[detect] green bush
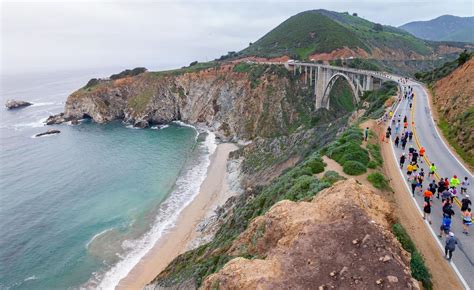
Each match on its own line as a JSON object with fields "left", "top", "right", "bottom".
{"left": 304, "top": 156, "right": 326, "bottom": 174}
{"left": 411, "top": 251, "right": 433, "bottom": 290}
{"left": 110, "top": 67, "right": 147, "bottom": 80}
{"left": 367, "top": 143, "right": 383, "bottom": 167}
{"left": 367, "top": 160, "right": 377, "bottom": 169}
{"left": 321, "top": 170, "right": 345, "bottom": 184}
{"left": 343, "top": 161, "right": 367, "bottom": 175}
{"left": 339, "top": 150, "right": 370, "bottom": 165}
{"left": 392, "top": 223, "right": 432, "bottom": 290}
{"left": 367, "top": 172, "right": 390, "bottom": 190}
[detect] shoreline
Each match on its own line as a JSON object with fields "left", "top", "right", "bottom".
{"left": 116, "top": 142, "right": 239, "bottom": 289}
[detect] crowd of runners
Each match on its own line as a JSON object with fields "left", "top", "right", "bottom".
{"left": 386, "top": 83, "right": 472, "bottom": 261}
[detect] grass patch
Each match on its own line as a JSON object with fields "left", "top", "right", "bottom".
{"left": 437, "top": 114, "right": 474, "bottom": 169}
{"left": 367, "top": 143, "right": 383, "bottom": 167}
{"left": 392, "top": 223, "right": 432, "bottom": 290}
{"left": 367, "top": 172, "right": 390, "bottom": 190}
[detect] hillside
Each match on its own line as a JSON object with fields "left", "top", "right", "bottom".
{"left": 400, "top": 15, "right": 474, "bottom": 43}
{"left": 239, "top": 9, "right": 466, "bottom": 62}
{"left": 432, "top": 57, "right": 474, "bottom": 167}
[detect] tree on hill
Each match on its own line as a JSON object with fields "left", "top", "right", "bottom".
{"left": 457, "top": 49, "right": 472, "bottom": 66}
{"left": 373, "top": 23, "right": 383, "bottom": 32}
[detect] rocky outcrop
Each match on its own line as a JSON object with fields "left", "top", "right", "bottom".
{"left": 35, "top": 129, "right": 60, "bottom": 137}
{"left": 433, "top": 57, "right": 474, "bottom": 163}
{"left": 52, "top": 64, "right": 317, "bottom": 140}
{"left": 202, "top": 179, "right": 417, "bottom": 289}
{"left": 5, "top": 99, "right": 32, "bottom": 110}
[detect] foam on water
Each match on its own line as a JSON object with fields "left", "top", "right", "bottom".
{"left": 91, "top": 129, "right": 216, "bottom": 289}
{"left": 13, "top": 117, "right": 47, "bottom": 129}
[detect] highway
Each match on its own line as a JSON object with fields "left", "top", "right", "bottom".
{"left": 389, "top": 79, "right": 473, "bottom": 289}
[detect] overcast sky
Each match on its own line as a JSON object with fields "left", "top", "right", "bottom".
{"left": 1, "top": 0, "right": 473, "bottom": 75}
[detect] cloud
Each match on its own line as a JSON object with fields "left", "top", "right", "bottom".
{"left": 1, "top": 0, "right": 472, "bottom": 74}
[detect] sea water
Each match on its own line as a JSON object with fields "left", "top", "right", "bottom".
{"left": 0, "top": 69, "right": 214, "bottom": 289}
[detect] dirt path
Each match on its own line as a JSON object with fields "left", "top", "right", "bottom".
{"left": 367, "top": 120, "right": 463, "bottom": 290}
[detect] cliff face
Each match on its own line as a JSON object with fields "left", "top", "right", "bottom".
{"left": 61, "top": 64, "right": 315, "bottom": 140}
{"left": 202, "top": 179, "right": 417, "bottom": 289}
{"left": 433, "top": 58, "right": 474, "bottom": 164}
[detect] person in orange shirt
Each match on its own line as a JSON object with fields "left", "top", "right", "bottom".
{"left": 419, "top": 147, "right": 425, "bottom": 163}
{"left": 424, "top": 188, "right": 433, "bottom": 202}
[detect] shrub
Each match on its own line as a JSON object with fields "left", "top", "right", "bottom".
{"left": 339, "top": 150, "right": 370, "bottom": 165}
{"left": 411, "top": 251, "right": 433, "bottom": 290}
{"left": 367, "top": 160, "right": 377, "bottom": 169}
{"left": 304, "top": 157, "right": 326, "bottom": 174}
{"left": 343, "top": 160, "right": 367, "bottom": 175}
{"left": 392, "top": 223, "right": 432, "bottom": 290}
{"left": 373, "top": 23, "right": 383, "bottom": 32}
{"left": 321, "top": 170, "right": 345, "bottom": 184}
{"left": 367, "top": 143, "right": 383, "bottom": 166}
{"left": 367, "top": 172, "right": 390, "bottom": 190}
{"left": 189, "top": 61, "right": 198, "bottom": 67}
{"left": 85, "top": 78, "right": 100, "bottom": 88}
{"left": 110, "top": 67, "right": 147, "bottom": 80}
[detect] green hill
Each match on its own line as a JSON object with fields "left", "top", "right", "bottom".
{"left": 239, "top": 10, "right": 461, "bottom": 61}
{"left": 400, "top": 15, "right": 474, "bottom": 43}
{"left": 241, "top": 10, "right": 426, "bottom": 59}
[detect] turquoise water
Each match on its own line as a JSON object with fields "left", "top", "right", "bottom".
{"left": 0, "top": 70, "right": 211, "bottom": 289}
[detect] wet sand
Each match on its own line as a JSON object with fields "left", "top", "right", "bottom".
{"left": 116, "top": 143, "right": 238, "bottom": 290}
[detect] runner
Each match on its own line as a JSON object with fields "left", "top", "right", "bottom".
{"left": 394, "top": 135, "right": 400, "bottom": 147}
{"left": 429, "top": 163, "right": 437, "bottom": 179}
{"left": 424, "top": 187, "right": 433, "bottom": 202}
{"left": 437, "top": 178, "right": 446, "bottom": 199}
{"left": 419, "top": 146, "right": 425, "bottom": 163}
{"left": 411, "top": 176, "right": 418, "bottom": 197}
{"left": 450, "top": 175, "right": 460, "bottom": 190}
{"left": 461, "top": 177, "right": 469, "bottom": 195}
{"left": 439, "top": 215, "right": 452, "bottom": 238}
{"left": 444, "top": 232, "right": 458, "bottom": 261}
{"left": 407, "top": 162, "right": 414, "bottom": 178}
{"left": 401, "top": 137, "right": 407, "bottom": 150}
{"left": 399, "top": 153, "right": 406, "bottom": 169}
{"left": 442, "top": 188, "right": 451, "bottom": 203}
{"left": 429, "top": 179, "right": 438, "bottom": 198}
{"left": 461, "top": 195, "right": 472, "bottom": 212}
{"left": 450, "top": 187, "right": 458, "bottom": 204}
{"left": 463, "top": 208, "right": 472, "bottom": 235}
{"left": 412, "top": 150, "right": 419, "bottom": 163}
{"left": 408, "top": 131, "right": 413, "bottom": 142}
{"left": 443, "top": 201, "right": 455, "bottom": 219}
{"left": 423, "top": 199, "right": 432, "bottom": 224}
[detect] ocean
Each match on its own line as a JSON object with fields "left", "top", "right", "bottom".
{"left": 0, "top": 69, "right": 215, "bottom": 289}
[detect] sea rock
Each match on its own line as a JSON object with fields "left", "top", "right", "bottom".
{"left": 5, "top": 99, "right": 32, "bottom": 110}
{"left": 46, "top": 113, "right": 68, "bottom": 125}
{"left": 35, "top": 129, "right": 60, "bottom": 137}
{"left": 71, "top": 119, "right": 80, "bottom": 125}
{"left": 133, "top": 120, "right": 149, "bottom": 128}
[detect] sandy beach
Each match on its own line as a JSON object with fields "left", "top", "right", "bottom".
{"left": 116, "top": 143, "right": 239, "bottom": 290}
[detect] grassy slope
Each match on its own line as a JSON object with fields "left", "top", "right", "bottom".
{"left": 241, "top": 10, "right": 433, "bottom": 60}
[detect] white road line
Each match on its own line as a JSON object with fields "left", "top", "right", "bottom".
{"left": 412, "top": 81, "right": 473, "bottom": 177}
{"left": 388, "top": 83, "right": 470, "bottom": 290}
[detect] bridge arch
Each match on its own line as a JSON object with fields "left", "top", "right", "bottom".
{"left": 320, "top": 72, "right": 360, "bottom": 110}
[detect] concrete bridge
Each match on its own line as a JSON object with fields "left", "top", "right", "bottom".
{"left": 286, "top": 62, "right": 390, "bottom": 109}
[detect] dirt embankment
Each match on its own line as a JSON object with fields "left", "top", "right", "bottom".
{"left": 432, "top": 58, "right": 474, "bottom": 162}
{"left": 202, "top": 179, "right": 419, "bottom": 289}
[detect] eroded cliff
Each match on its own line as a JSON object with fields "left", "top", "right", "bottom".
{"left": 53, "top": 63, "right": 320, "bottom": 141}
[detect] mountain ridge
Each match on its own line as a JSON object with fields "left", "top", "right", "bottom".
{"left": 399, "top": 15, "right": 474, "bottom": 43}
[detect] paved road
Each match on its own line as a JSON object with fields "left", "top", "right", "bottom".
{"left": 389, "top": 79, "right": 473, "bottom": 289}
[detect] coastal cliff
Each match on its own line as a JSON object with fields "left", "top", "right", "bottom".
{"left": 52, "top": 63, "right": 319, "bottom": 141}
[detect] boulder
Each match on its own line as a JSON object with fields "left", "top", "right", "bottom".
{"left": 46, "top": 113, "right": 68, "bottom": 125}
{"left": 35, "top": 129, "right": 60, "bottom": 137}
{"left": 5, "top": 99, "right": 32, "bottom": 110}
{"left": 133, "top": 120, "right": 149, "bottom": 128}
